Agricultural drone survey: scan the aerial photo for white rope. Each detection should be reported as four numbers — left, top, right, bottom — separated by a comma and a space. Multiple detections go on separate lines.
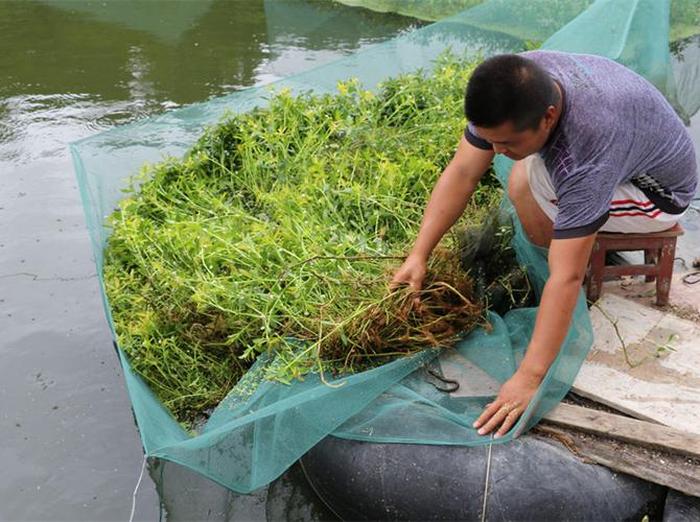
480, 433, 495, 522
129, 454, 148, 522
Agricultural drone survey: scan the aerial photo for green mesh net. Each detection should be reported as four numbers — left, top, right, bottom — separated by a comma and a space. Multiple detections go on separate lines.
70, 0, 695, 493
335, 0, 697, 41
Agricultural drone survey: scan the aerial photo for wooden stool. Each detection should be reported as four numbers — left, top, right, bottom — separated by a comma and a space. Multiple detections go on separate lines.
586, 224, 684, 306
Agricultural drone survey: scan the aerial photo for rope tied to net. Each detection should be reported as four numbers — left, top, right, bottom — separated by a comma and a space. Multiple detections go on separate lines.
129, 454, 148, 522
481, 433, 495, 522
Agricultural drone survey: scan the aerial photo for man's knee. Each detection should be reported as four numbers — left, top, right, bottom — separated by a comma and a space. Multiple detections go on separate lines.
507, 161, 528, 206
506, 160, 553, 248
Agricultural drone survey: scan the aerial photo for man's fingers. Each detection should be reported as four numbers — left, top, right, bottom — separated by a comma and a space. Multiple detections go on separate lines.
473, 400, 502, 428
474, 402, 524, 438
476, 405, 512, 436
409, 280, 421, 305
474, 401, 501, 426
390, 279, 423, 309
389, 276, 409, 292
495, 408, 523, 438
408, 279, 422, 307
389, 277, 398, 291
474, 401, 524, 436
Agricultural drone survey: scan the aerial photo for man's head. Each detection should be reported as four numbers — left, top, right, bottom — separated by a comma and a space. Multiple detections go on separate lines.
465, 54, 561, 160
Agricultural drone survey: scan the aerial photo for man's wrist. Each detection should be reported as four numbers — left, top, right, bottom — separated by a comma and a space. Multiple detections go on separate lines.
408, 247, 430, 261
516, 358, 549, 383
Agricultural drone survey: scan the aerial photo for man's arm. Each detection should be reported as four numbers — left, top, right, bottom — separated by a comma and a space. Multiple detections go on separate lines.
473, 232, 597, 437
519, 233, 596, 377
410, 136, 495, 259
391, 136, 494, 290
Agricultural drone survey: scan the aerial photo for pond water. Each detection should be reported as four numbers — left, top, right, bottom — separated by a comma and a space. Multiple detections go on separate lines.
0, 2, 418, 520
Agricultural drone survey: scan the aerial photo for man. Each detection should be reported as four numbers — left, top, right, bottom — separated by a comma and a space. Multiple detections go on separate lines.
391, 51, 697, 438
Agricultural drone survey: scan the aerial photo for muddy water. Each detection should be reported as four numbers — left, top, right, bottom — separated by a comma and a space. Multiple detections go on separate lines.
0, 2, 418, 520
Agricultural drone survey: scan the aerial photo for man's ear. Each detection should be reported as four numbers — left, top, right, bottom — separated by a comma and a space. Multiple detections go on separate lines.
542, 105, 557, 132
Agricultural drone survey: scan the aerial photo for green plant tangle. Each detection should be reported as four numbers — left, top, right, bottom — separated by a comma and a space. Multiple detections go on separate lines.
104, 52, 525, 421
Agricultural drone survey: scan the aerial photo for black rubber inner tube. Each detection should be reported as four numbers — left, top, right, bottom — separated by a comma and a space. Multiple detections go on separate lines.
300, 434, 666, 521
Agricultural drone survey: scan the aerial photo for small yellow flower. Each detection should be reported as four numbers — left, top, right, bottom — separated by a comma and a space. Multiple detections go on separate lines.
336, 81, 349, 96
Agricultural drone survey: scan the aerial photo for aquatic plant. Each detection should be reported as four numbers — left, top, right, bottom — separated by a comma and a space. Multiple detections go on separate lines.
103, 54, 516, 420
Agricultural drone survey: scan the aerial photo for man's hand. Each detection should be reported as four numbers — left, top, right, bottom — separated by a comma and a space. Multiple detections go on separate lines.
473, 368, 542, 438
389, 137, 494, 295
473, 232, 597, 438
390, 253, 427, 299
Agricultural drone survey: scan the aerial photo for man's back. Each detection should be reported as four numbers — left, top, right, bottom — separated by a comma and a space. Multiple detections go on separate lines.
522, 50, 696, 235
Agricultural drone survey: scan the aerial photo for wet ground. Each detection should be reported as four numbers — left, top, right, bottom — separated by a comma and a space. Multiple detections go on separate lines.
0, 2, 418, 520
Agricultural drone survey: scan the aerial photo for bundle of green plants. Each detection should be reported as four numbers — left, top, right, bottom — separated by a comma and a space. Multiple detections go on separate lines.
104, 53, 522, 421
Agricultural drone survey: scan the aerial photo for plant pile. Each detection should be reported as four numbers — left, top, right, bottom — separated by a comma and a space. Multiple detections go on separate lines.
104, 54, 516, 421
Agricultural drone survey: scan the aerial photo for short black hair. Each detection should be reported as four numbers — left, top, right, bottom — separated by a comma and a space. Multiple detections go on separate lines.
464, 54, 558, 131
